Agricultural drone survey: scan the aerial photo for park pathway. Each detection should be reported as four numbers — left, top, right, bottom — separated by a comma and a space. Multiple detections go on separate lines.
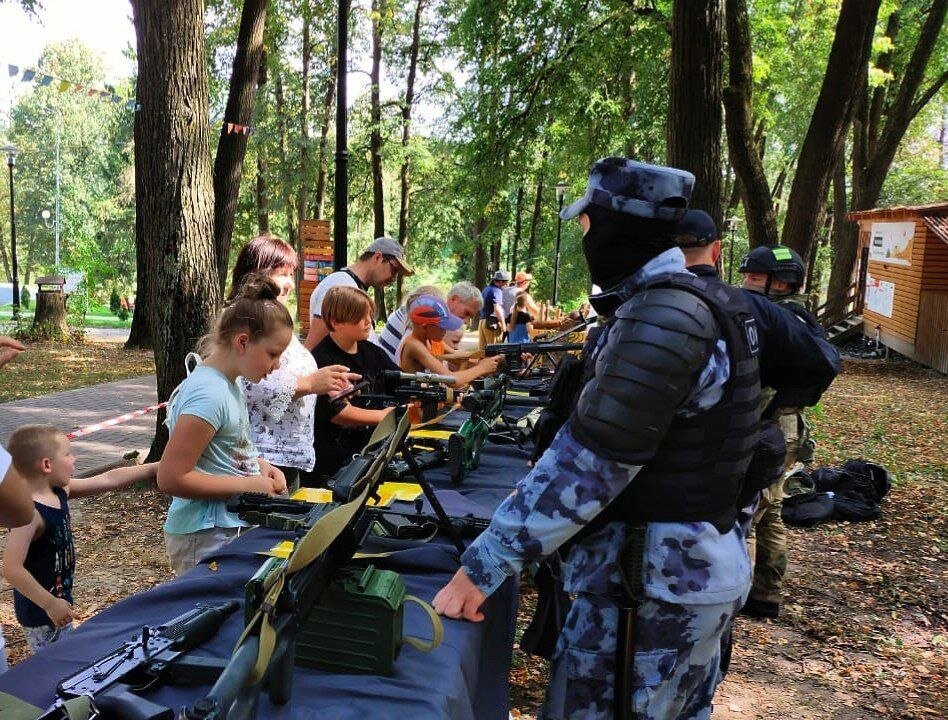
0, 375, 158, 474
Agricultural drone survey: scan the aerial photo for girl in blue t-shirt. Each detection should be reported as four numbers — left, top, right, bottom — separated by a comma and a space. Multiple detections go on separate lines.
158, 274, 292, 574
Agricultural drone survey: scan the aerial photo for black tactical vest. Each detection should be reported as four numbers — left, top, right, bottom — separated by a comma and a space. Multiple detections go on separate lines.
587, 273, 761, 534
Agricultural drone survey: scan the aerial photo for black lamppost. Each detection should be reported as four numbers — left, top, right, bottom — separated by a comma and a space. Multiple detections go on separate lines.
333, 0, 350, 270
553, 181, 568, 306
726, 215, 740, 284
3, 144, 19, 320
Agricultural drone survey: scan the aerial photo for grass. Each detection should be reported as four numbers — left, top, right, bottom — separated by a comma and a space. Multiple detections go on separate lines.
0, 302, 132, 329
0, 341, 154, 403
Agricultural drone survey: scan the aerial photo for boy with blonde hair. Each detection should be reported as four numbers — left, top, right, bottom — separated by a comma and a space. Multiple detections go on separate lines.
2, 425, 157, 653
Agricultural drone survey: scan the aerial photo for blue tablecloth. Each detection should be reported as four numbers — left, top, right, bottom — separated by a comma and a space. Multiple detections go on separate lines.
0, 495, 522, 720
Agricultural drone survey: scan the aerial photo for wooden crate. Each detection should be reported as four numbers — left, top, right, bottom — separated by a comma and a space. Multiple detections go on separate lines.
298, 219, 333, 333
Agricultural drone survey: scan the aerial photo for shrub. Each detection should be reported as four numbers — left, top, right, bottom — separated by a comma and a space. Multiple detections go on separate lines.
20, 286, 30, 309
109, 287, 121, 315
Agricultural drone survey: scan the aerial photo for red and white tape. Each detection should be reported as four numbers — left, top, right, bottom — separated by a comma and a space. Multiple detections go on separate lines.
66, 402, 167, 440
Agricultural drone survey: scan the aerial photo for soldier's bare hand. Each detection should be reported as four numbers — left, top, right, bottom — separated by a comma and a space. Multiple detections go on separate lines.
433, 568, 487, 622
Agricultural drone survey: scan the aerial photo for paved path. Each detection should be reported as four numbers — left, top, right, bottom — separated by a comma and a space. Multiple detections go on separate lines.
0, 375, 158, 474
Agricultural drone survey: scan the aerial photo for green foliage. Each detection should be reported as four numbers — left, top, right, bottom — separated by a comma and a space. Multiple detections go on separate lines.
109, 287, 121, 315
0, 40, 136, 301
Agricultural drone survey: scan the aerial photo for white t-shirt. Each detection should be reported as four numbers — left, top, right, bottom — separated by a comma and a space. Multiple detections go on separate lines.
309, 270, 379, 343
0, 446, 11, 485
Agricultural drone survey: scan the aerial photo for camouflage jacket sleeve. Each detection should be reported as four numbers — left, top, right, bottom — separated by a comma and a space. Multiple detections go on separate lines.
460, 422, 641, 596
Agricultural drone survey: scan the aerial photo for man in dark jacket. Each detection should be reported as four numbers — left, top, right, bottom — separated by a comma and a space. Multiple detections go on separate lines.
676, 211, 840, 618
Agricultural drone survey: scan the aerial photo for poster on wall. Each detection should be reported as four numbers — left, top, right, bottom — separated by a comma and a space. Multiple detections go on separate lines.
869, 221, 914, 266
865, 273, 895, 318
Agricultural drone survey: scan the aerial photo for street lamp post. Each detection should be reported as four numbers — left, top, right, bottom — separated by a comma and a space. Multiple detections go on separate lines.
4, 145, 19, 320
553, 181, 568, 306
41, 208, 60, 267
726, 215, 741, 284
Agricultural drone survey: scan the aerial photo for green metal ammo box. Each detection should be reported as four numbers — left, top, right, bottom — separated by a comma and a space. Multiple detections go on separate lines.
246, 559, 407, 675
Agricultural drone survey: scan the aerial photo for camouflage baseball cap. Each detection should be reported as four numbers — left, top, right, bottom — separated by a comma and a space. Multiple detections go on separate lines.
560, 157, 695, 222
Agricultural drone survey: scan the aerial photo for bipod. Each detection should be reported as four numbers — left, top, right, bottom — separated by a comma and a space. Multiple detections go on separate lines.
396, 438, 466, 554
489, 413, 525, 450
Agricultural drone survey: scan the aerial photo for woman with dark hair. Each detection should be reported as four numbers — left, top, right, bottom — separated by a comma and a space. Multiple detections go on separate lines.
230, 235, 355, 492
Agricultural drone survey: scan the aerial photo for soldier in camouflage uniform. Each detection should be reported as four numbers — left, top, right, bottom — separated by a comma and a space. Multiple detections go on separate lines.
738, 245, 837, 618
434, 157, 763, 719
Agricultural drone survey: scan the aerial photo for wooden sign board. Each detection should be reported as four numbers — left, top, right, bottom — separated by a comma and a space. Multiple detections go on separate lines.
298, 219, 333, 333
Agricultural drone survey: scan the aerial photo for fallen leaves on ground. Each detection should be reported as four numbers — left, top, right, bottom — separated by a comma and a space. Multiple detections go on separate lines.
0, 341, 154, 404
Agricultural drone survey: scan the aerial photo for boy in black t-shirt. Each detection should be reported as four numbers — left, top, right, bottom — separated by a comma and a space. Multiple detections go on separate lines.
2, 425, 157, 653
312, 286, 398, 481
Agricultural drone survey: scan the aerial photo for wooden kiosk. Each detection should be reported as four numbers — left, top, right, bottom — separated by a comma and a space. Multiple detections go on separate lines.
848, 202, 948, 373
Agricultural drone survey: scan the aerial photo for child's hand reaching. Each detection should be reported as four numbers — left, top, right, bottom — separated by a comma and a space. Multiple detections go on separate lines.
44, 596, 74, 627
260, 462, 287, 495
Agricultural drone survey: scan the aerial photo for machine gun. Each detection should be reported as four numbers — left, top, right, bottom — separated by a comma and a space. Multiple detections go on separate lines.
354, 370, 455, 423
39, 601, 239, 720
227, 492, 490, 543
180, 409, 449, 720
484, 342, 583, 374
447, 374, 523, 485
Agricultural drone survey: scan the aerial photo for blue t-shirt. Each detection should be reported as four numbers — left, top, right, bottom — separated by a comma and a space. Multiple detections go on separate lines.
481, 284, 504, 320
163, 365, 260, 535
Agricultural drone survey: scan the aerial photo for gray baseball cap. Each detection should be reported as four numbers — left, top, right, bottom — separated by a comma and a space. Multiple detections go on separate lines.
364, 236, 414, 275
560, 157, 695, 222
492, 270, 512, 282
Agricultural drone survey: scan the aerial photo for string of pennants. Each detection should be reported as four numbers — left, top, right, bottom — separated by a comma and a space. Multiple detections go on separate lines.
223, 122, 254, 135
6, 62, 140, 111
7, 61, 255, 135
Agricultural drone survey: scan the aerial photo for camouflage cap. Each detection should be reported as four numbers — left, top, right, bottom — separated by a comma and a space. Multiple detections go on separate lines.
560, 157, 695, 222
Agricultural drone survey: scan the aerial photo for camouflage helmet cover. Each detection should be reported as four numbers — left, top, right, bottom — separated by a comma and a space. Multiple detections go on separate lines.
560, 157, 695, 222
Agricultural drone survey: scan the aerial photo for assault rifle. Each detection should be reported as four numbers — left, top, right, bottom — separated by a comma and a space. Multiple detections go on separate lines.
39, 601, 239, 720
448, 374, 523, 484
227, 492, 490, 542
355, 370, 455, 423
180, 409, 449, 720
484, 342, 583, 374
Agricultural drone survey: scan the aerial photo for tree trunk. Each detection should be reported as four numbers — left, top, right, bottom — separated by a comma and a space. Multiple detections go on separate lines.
212, 0, 268, 290
395, 0, 425, 306
826, 0, 946, 317
722, 0, 778, 249
473, 219, 488, 289
274, 72, 297, 266
313, 55, 337, 221
256, 153, 269, 233
131, 0, 221, 459
22, 232, 35, 286
297, 11, 312, 279
511, 183, 524, 275
815, 148, 847, 304
0, 223, 10, 282
126, 232, 152, 349
667, 0, 724, 228
526, 172, 544, 273
370, 0, 387, 320
780, 0, 882, 264
31, 290, 68, 340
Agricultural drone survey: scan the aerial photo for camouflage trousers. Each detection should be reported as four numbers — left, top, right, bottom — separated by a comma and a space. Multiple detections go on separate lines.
747, 412, 801, 604
539, 593, 742, 720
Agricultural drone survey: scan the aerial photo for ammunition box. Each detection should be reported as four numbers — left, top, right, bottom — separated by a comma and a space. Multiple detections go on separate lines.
246, 560, 407, 675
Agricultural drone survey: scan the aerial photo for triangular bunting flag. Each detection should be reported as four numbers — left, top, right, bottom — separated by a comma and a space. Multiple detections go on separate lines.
111, 95, 122, 104
21, 69, 35, 82
8, 65, 18, 78
226, 122, 234, 134
58, 80, 70, 92
87, 88, 98, 97
39, 75, 53, 87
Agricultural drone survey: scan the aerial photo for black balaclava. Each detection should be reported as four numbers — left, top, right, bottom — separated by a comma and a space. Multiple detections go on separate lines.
582, 205, 679, 289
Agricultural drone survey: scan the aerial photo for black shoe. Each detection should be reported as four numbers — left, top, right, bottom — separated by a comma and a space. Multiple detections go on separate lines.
740, 597, 780, 619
